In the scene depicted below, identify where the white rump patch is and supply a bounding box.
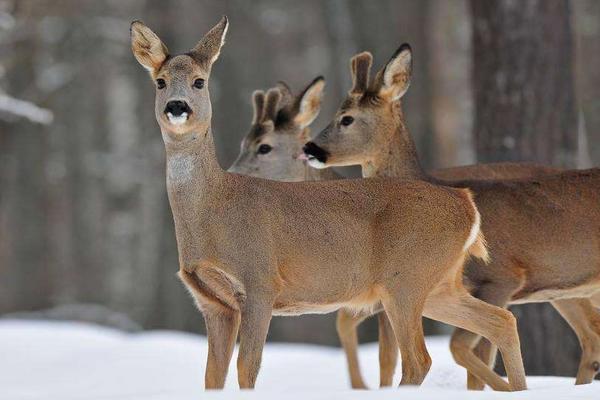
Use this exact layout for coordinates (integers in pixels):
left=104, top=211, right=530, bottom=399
left=463, top=207, right=481, bottom=252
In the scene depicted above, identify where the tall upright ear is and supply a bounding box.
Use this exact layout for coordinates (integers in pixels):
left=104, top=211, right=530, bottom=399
left=294, top=76, right=325, bottom=129
left=375, top=43, right=412, bottom=101
left=130, top=21, right=169, bottom=75
left=252, top=90, right=265, bottom=124
left=189, top=16, right=229, bottom=68
left=275, top=81, right=294, bottom=109
left=263, top=88, right=282, bottom=123
left=350, top=52, right=373, bottom=94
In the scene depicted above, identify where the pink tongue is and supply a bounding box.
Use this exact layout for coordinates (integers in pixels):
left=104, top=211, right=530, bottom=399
left=297, top=153, right=309, bottom=161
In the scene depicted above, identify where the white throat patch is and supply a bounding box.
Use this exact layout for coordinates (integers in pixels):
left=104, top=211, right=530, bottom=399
left=167, top=153, right=195, bottom=183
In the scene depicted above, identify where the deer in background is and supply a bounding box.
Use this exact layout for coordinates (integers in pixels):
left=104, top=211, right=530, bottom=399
left=229, top=75, right=558, bottom=390
left=130, top=18, right=527, bottom=391
left=228, top=78, right=339, bottom=182
left=303, top=44, right=600, bottom=389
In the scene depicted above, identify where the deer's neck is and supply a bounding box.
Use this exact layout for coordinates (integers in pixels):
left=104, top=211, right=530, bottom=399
left=363, top=116, right=427, bottom=181
left=164, top=127, right=224, bottom=200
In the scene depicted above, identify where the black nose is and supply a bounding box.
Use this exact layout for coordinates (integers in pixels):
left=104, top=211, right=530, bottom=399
left=165, top=100, right=191, bottom=117
left=303, top=141, right=329, bottom=163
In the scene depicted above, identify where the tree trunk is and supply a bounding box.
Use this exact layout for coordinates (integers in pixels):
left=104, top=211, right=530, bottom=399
left=574, top=0, right=600, bottom=166
left=428, top=0, right=474, bottom=168
left=471, top=0, right=580, bottom=377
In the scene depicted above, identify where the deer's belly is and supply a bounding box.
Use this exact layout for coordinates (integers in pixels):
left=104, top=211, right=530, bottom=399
left=272, top=286, right=381, bottom=317
left=272, top=302, right=343, bottom=316
left=510, top=280, right=600, bottom=304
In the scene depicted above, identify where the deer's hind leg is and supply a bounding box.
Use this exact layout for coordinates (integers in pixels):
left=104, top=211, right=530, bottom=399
left=427, top=291, right=527, bottom=391
left=461, top=281, right=516, bottom=390
left=336, top=308, right=398, bottom=389
left=552, top=298, right=600, bottom=384
left=336, top=309, right=369, bottom=389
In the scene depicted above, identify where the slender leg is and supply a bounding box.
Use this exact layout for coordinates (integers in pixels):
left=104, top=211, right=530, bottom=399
left=204, top=305, right=241, bottom=389
left=237, top=297, right=273, bottom=389
left=461, top=282, right=515, bottom=390
left=427, top=292, right=527, bottom=391
left=552, top=298, right=600, bottom=384
left=336, top=309, right=369, bottom=389
left=178, top=270, right=241, bottom=390
left=378, top=312, right=399, bottom=387
left=380, top=289, right=432, bottom=386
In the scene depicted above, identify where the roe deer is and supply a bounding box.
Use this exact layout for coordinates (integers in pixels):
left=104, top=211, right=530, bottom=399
left=304, top=44, right=600, bottom=389
left=130, top=18, right=527, bottom=391
left=228, top=78, right=339, bottom=181
left=231, top=77, right=556, bottom=390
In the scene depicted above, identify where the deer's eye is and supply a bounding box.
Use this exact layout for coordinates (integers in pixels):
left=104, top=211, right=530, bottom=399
left=341, top=116, right=354, bottom=126
left=193, top=79, right=205, bottom=89
left=156, top=79, right=166, bottom=89
left=257, top=144, right=272, bottom=155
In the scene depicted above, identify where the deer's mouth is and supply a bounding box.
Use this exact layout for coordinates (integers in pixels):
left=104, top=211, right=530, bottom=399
left=301, top=141, right=329, bottom=169
left=166, top=112, right=190, bottom=126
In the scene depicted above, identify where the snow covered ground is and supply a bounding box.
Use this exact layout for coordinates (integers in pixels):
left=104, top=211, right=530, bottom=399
left=1, top=320, right=597, bottom=400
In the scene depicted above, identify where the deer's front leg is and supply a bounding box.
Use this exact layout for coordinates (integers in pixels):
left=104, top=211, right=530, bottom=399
left=380, top=287, right=431, bottom=386
left=204, top=304, right=241, bottom=389
left=378, top=312, right=399, bottom=387
left=336, top=309, right=369, bottom=389
left=237, top=296, right=273, bottom=389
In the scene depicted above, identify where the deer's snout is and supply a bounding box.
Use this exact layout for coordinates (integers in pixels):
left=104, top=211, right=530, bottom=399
left=164, top=100, right=192, bottom=117
left=302, top=141, right=329, bottom=169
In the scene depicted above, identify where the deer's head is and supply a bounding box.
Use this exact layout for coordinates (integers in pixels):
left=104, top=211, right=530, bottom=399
left=228, top=77, right=325, bottom=181
left=302, top=44, right=412, bottom=169
left=130, top=17, right=228, bottom=142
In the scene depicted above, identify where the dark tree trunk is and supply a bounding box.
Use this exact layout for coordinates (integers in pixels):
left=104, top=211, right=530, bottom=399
left=471, top=0, right=580, bottom=377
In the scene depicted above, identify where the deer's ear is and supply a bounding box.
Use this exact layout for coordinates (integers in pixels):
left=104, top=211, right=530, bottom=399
left=130, top=21, right=169, bottom=76
left=294, top=76, right=325, bottom=129
left=263, top=88, right=282, bottom=123
left=189, top=16, right=229, bottom=67
left=350, top=52, right=373, bottom=94
left=252, top=90, right=266, bottom=124
left=376, top=43, right=412, bottom=101
left=275, top=81, right=294, bottom=109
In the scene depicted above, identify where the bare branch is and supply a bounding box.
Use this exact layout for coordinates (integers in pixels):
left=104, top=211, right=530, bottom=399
left=0, top=92, right=53, bottom=125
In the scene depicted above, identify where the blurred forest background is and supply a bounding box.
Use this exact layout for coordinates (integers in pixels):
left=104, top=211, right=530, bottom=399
left=0, top=0, right=599, bottom=378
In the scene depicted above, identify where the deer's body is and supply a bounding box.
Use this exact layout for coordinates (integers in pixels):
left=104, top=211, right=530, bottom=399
left=305, top=48, right=600, bottom=388
left=174, top=144, right=480, bottom=315
left=131, top=19, right=527, bottom=391
left=230, top=79, right=556, bottom=389
left=459, top=170, right=600, bottom=303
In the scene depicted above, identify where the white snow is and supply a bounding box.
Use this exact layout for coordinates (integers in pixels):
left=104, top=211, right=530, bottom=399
left=0, top=319, right=597, bottom=400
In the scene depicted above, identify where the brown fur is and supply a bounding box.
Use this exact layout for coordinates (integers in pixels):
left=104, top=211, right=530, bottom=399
left=309, top=45, right=600, bottom=389
left=131, top=20, right=528, bottom=391
left=232, top=83, right=561, bottom=390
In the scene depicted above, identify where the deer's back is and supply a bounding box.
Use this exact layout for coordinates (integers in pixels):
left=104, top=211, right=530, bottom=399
left=431, top=162, right=560, bottom=181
